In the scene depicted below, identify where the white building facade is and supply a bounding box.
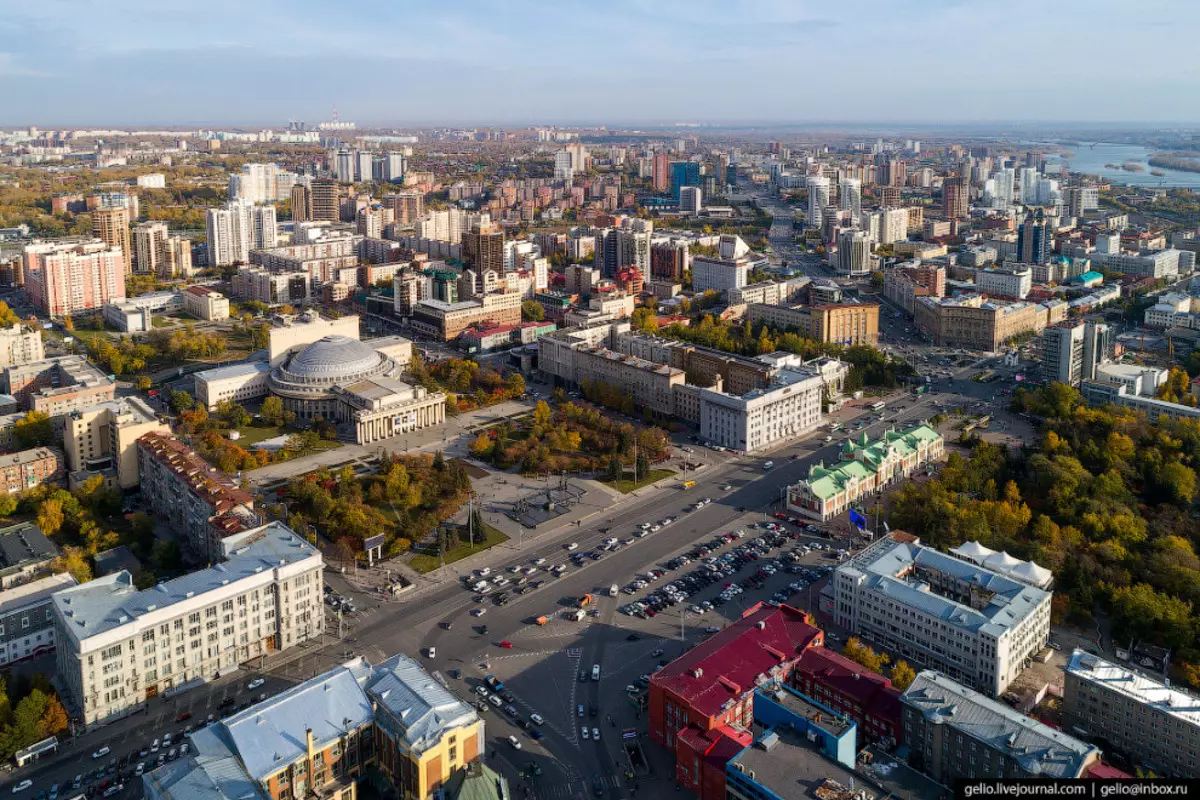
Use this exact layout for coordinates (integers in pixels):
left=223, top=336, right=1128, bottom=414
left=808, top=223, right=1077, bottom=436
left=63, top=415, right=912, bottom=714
left=53, top=522, right=324, bottom=728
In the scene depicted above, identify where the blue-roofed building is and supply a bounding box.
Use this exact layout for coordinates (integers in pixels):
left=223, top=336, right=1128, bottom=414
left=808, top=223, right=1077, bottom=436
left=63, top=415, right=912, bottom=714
left=831, top=533, right=1052, bottom=697
left=53, top=521, right=325, bottom=728
left=143, top=653, right=489, bottom=800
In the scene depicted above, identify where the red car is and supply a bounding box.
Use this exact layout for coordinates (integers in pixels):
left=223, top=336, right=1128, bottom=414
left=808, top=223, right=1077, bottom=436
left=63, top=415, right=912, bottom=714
left=499, top=641, right=514, bottom=649
left=175, top=711, right=193, bottom=723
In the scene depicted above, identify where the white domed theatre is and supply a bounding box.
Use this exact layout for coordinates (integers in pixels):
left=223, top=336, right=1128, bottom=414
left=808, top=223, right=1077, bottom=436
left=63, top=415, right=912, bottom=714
left=268, top=334, right=446, bottom=445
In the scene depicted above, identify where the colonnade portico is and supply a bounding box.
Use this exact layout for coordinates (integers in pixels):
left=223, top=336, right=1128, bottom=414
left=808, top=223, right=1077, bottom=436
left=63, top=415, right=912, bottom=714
left=354, top=397, right=447, bottom=445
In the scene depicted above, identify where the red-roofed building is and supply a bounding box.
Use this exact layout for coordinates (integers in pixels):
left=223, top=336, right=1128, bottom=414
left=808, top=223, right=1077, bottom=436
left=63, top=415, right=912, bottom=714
left=615, top=266, right=644, bottom=296
left=649, top=603, right=823, bottom=750
left=1084, top=762, right=1133, bottom=779
left=675, top=724, right=752, bottom=800
left=791, top=647, right=903, bottom=745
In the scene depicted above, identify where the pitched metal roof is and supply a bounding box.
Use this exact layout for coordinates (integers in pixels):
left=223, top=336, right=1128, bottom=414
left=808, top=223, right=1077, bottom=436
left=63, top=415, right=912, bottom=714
left=902, top=671, right=1097, bottom=778
left=221, top=658, right=374, bottom=781
left=366, top=653, right=480, bottom=755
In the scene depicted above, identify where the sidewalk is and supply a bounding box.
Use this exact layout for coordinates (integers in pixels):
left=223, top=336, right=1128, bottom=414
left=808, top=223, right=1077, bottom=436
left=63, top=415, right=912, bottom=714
left=245, top=399, right=533, bottom=485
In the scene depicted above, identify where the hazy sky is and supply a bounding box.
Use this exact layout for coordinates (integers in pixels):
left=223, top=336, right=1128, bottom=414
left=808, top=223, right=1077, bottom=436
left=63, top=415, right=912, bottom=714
left=2, top=0, right=1197, bottom=127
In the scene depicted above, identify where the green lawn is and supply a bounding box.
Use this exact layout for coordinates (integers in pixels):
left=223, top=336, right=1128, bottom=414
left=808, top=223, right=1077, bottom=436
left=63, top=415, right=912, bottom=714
left=602, top=468, right=676, bottom=493
left=408, top=523, right=510, bottom=574
left=232, top=424, right=342, bottom=451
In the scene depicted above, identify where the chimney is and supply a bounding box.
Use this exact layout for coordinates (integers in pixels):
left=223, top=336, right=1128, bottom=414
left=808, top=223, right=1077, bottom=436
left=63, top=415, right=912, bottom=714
left=305, top=726, right=315, bottom=791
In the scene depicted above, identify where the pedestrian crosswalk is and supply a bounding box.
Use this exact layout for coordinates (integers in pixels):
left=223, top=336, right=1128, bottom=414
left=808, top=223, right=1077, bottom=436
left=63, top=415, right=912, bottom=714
left=533, top=774, right=624, bottom=799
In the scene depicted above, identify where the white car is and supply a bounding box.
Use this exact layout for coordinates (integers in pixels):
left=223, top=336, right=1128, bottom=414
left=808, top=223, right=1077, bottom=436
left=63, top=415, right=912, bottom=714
left=247, top=677, right=265, bottom=690
left=720, top=484, right=733, bottom=491
left=11, top=780, right=32, bottom=794
left=509, top=565, right=522, bottom=573
left=508, top=735, right=522, bottom=750
left=476, top=567, right=491, bottom=577
left=565, top=542, right=579, bottom=551
left=532, top=557, right=546, bottom=566
left=593, top=727, right=600, bottom=740
left=93, top=746, right=112, bottom=759
left=475, top=686, right=490, bottom=697
left=471, top=608, right=487, bottom=617
left=581, top=726, right=590, bottom=740
left=427, top=646, right=437, bottom=658
left=531, top=713, right=545, bottom=725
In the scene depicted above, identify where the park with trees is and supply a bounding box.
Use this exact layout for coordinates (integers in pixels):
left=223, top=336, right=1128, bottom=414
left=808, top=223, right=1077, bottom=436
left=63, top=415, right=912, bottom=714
left=469, top=400, right=670, bottom=476
left=409, top=356, right=526, bottom=414
left=889, top=381, right=1200, bottom=687
left=282, top=452, right=476, bottom=564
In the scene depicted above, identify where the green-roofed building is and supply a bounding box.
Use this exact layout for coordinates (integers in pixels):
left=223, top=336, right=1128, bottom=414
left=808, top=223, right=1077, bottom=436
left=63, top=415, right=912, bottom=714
left=786, top=423, right=944, bottom=521
left=443, top=761, right=510, bottom=800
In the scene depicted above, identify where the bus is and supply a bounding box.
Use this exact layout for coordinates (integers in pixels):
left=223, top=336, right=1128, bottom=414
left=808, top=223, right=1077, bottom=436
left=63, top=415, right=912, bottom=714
left=869, top=401, right=887, bottom=412
left=14, top=736, right=57, bottom=767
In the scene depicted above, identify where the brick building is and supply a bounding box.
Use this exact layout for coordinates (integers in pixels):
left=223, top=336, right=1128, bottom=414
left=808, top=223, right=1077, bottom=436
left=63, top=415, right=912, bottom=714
left=791, top=647, right=903, bottom=745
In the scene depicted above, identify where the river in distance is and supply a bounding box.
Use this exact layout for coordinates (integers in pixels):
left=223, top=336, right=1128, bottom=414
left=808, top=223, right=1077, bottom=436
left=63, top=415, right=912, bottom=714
left=1031, top=141, right=1200, bottom=189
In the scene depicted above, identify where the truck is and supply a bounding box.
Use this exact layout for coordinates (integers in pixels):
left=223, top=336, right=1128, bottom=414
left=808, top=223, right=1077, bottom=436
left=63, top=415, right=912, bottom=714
left=681, top=480, right=696, bottom=489
left=485, top=674, right=505, bottom=692
left=567, top=608, right=586, bottom=621
left=535, top=615, right=551, bottom=626
left=578, top=594, right=594, bottom=608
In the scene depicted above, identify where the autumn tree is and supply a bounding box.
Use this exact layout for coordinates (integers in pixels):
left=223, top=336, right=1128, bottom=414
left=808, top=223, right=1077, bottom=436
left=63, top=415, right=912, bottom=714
left=261, top=395, right=285, bottom=426
left=841, top=637, right=890, bottom=674
left=12, top=411, right=53, bottom=448
left=889, top=660, right=916, bottom=691
left=521, top=300, right=545, bottom=322
left=35, top=498, right=64, bottom=537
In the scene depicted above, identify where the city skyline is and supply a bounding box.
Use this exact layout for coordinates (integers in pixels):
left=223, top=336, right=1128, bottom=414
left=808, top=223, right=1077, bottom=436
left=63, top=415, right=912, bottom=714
left=3, top=0, right=1198, bottom=126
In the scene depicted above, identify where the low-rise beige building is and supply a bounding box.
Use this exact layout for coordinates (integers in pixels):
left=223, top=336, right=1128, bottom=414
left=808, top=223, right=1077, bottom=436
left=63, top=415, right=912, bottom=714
left=183, top=285, right=230, bottom=321
left=410, top=290, right=522, bottom=341
left=915, top=294, right=1050, bottom=351
left=748, top=302, right=879, bottom=346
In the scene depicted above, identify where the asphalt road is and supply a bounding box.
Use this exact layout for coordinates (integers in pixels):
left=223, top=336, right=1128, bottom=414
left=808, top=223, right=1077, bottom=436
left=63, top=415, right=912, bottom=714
left=312, top=387, right=966, bottom=798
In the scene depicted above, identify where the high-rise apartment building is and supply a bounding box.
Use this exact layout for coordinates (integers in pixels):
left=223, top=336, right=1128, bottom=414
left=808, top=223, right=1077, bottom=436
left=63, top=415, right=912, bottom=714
left=652, top=153, right=670, bottom=193
left=0, top=324, right=43, bottom=369
left=838, top=178, right=862, bottom=218
left=165, top=236, right=193, bottom=279
left=309, top=179, right=341, bottom=222
left=1018, top=209, right=1051, bottom=264
left=383, top=151, right=406, bottom=182
left=228, top=163, right=292, bottom=204
left=650, top=240, right=689, bottom=280
left=807, top=176, right=831, bottom=227
left=131, top=221, right=168, bottom=275
left=943, top=177, right=969, bottom=218
left=1018, top=167, right=1040, bottom=205
left=461, top=221, right=504, bottom=273
left=385, top=191, right=423, bottom=225
left=879, top=207, right=909, bottom=245
left=290, top=183, right=311, bottom=222
left=205, top=202, right=279, bottom=267
left=23, top=241, right=127, bottom=317
left=992, top=168, right=1015, bottom=210
left=554, top=150, right=574, bottom=183
left=91, top=207, right=132, bottom=275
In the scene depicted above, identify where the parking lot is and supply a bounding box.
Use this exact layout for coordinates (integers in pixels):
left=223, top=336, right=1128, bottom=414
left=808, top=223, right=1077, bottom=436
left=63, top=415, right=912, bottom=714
left=441, top=513, right=853, bottom=798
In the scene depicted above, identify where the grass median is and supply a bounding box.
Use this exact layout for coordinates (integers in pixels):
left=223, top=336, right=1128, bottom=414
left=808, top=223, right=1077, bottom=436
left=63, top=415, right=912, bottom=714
left=408, top=523, right=510, bottom=574
left=602, top=468, right=676, bottom=493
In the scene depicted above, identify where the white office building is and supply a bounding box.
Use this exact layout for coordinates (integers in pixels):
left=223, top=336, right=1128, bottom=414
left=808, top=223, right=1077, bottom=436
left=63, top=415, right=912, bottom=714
left=976, top=266, right=1033, bottom=299
left=831, top=534, right=1052, bottom=697
left=806, top=176, right=830, bottom=227
left=838, top=178, right=862, bottom=219
left=0, top=573, right=76, bottom=666
left=679, top=186, right=703, bottom=215
left=835, top=230, right=871, bottom=276
left=692, top=254, right=750, bottom=294
left=53, top=521, right=324, bottom=728
left=695, top=367, right=823, bottom=453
